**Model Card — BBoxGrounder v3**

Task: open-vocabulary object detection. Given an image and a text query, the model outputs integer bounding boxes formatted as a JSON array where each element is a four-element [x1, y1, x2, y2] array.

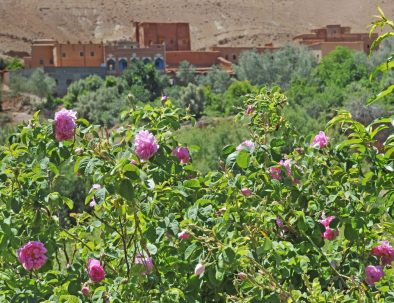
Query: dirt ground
[[0, 0, 393, 56]]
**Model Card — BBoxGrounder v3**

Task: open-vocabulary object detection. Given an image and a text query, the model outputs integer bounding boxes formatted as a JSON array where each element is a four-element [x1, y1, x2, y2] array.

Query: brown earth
[[0, 0, 393, 56]]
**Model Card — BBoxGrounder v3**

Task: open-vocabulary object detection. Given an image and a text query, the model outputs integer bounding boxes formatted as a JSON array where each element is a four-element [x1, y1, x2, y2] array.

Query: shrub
[[180, 83, 206, 118]]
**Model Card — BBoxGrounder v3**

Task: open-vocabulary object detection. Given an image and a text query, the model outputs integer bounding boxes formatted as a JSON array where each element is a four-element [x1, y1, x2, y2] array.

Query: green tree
[[224, 80, 257, 114], [121, 61, 168, 100], [198, 65, 232, 93], [176, 60, 197, 85], [10, 69, 55, 99], [234, 45, 316, 87], [180, 83, 205, 117]]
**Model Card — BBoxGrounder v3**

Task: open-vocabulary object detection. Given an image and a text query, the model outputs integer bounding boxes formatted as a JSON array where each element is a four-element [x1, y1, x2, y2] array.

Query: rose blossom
[[17, 241, 48, 270], [275, 217, 285, 228], [87, 258, 105, 282], [178, 230, 190, 240], [245, 105, 255, 115], [134, 254, 154, 275], [134, 130, 159, 161], [371, 241, 394, 265], [312, 131, 329, 148], [54, 109, 77, 141], [270, 160, 291, 180], [236, 140, 254, 152], [240, 188, 252, 197], [365, 265, 384, 285], [161, 95, 167, 102], [89, 197, 96, 208], [75, 147, 83, 154], [81, 286, 90, 296], [194, 263, 205, 276], [172, 146, 191, 164], [318, 215, 339, 240]]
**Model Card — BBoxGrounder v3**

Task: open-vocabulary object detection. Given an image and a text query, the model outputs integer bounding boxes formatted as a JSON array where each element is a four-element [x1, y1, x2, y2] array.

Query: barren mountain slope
[[0, 0, 393, 55]]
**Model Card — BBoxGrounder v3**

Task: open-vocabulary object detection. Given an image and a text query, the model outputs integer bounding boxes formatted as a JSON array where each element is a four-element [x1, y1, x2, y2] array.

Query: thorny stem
[[118, 215, 131, 279], [301, 231, 349, 287]]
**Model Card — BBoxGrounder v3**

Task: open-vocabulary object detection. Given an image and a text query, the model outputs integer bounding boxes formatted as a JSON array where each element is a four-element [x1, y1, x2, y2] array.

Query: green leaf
[[63, 197, 74, 210], [185, 243, 197, 260], [117, 179, 134, 201], [368, 84, 394, 105], [59, 295, 81, 303], [184, 179, 201, 189], [344, 222, 358, 241], [236, 150, 250, 169]]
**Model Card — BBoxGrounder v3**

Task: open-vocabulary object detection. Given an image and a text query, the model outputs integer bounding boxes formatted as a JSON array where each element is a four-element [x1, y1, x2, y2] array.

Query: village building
[[16, 23, 377, 95], [293, 24, 378, 61]]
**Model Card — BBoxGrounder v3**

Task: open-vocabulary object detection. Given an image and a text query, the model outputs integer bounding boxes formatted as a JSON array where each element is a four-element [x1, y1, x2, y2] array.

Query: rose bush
[[0, 12, 394, 303]]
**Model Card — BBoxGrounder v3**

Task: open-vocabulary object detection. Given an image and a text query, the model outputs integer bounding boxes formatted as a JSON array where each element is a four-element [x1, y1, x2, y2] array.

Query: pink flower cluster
[[135, 254, 154, 275], [17, 241, 48, 270], [365, 265, 384, 285], [365, 241, 394, 285], [54, 109, 77, 141], [134, 130, 159, 161], [371, 241, 394, 265], [312, 131, 329, 148], [318, 215, 339, 241], [270, 160, 291, 180], [236, 140, 254, 152], [172, 146, 191, 164], [87, 258, 105, 282]]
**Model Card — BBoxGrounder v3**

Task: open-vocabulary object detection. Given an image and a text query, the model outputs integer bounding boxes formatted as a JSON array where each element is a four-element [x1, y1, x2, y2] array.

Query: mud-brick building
[[104, 40, 165, 74], [294, 25, 378, 60], [134, 22, 191, 51]]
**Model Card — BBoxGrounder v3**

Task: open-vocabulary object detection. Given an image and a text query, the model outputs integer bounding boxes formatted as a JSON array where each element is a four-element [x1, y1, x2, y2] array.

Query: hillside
[[0, 0, 393, 56]]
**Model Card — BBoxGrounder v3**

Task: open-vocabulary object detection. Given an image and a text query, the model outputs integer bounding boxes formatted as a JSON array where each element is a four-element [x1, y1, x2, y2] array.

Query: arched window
[[143, 58, 151, 65], [130, 57, 138, 64], [154, 57, 165, 69], [119, 58, 128, 71], [107, 59, 115, 71]]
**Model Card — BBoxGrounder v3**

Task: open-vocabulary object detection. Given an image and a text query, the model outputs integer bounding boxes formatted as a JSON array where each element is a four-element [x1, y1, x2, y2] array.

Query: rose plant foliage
[[1, 14, 394, 303]]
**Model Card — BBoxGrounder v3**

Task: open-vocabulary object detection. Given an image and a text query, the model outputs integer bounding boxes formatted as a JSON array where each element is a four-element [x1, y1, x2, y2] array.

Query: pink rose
[[318, 215, 339, 240], [89, 197, 96, 208], [178, 230, 190, 240], [54, 109, 77, 141], [371, 241, 394, 265], [236, 140, 254, 152], [365, 265, 384, 285], [17, 241, 48, 270], [81, 286, 90, 296], [134, 254, 154, 275], [172, 146, 191, 164], [87, 258, 105, 282], [245, 105, 254, 115], [134, 130, 159, 161], [161, 95, 167, 102], [194, 263, 205, 276], [270, 160, 291, 180], [240, 188, 252, 197], [312, 131, 329, 148]]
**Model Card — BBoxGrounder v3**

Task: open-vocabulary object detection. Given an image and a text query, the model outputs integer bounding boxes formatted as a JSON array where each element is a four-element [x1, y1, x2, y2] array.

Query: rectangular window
[[80, 52, 84, 57], [49, 59, 54, 64], [62, 52, 66, 58], [90, 51, 95, 57], [39, 59, 44, 65]]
